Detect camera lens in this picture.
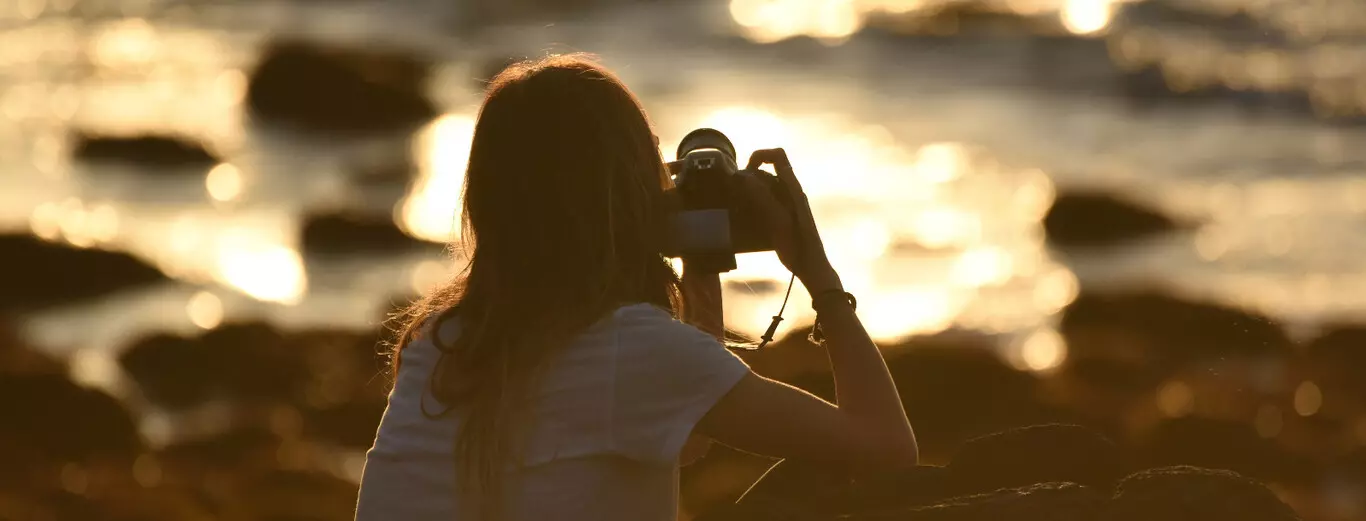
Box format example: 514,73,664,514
676,128,736,161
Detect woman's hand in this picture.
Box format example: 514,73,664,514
740,148,842,294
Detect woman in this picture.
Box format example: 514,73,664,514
354,54,917,521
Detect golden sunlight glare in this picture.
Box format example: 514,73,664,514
1060,0,1114,36
214,234,307,304
399,114,477,243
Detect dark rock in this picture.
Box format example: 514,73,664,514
770,336,1073,464
232,469,360,521
866,482,1105,521
120,322,302,411
881,343,1061,463
157,424,283,471
949,424,1129,494
119,322,388,447
118,334,221,410
71,133,220,168
290,329,389,448
1060,290,1292,370
1303,326,1366,401
0,319,64,376
1043,192,1182,248
246,40,438,134
301,211,437,257
1108,466,1301,521
1140,417,1313,484
0,234,166,312
200,322,304,403
0,374,143,463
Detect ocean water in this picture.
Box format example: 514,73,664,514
3,0,1366,394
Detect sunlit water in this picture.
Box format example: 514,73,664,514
4,0,1366,399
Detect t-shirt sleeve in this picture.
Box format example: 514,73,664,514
610,316,751,465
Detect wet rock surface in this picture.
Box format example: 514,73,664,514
246,40,439,134
0,235,167,312
1043,192,1183,249
1108,466,1302,521
71,133,221,169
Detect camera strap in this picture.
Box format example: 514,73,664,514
755,273,797,349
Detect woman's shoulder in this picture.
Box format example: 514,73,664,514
606,303,712,345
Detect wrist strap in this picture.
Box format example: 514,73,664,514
808,290,855,344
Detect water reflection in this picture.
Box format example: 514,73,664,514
214,233,306,304
1060,0,1115,36
399,113,476,243
728,0,1122,42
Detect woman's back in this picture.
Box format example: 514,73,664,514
355,303,749,521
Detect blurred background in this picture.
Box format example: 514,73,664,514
2,0,1365,520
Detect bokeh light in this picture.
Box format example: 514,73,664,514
186,291,223,330
1294,381,1323,417
205,163,243,202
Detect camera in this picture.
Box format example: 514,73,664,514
662,128,790,273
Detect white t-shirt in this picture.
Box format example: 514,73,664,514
354,303,751,521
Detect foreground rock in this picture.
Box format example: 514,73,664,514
301,211,439,257
1108,466,1302,521
0,234,166,311
71,132,220,168
246,40,438,134
896,482,1103,521
1043,192,1182,249
949,424,1128,494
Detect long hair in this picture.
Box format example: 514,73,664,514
388,54,683,518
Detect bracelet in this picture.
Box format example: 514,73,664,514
810,289,856,312
808,290,855,344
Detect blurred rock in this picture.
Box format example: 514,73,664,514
0,374,143,464
768,335,1073,464
949,424,1129,494
156,424,283,475
301,211,437,256
118,334,221,410
119,323,300,411
889,482,1103,521
1303,326,1366,401
119,322,389,448
881,342,1063,463
246,40,438,134
227,469,360,521
0,319,65,376
290,329,389,448
1044,192,1182,248
1108,466,1301,521
1141,417,1312,485
0,235,166,311
71,133,220,168
1060,290,1292,370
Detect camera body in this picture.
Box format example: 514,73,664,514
663,128,787,272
